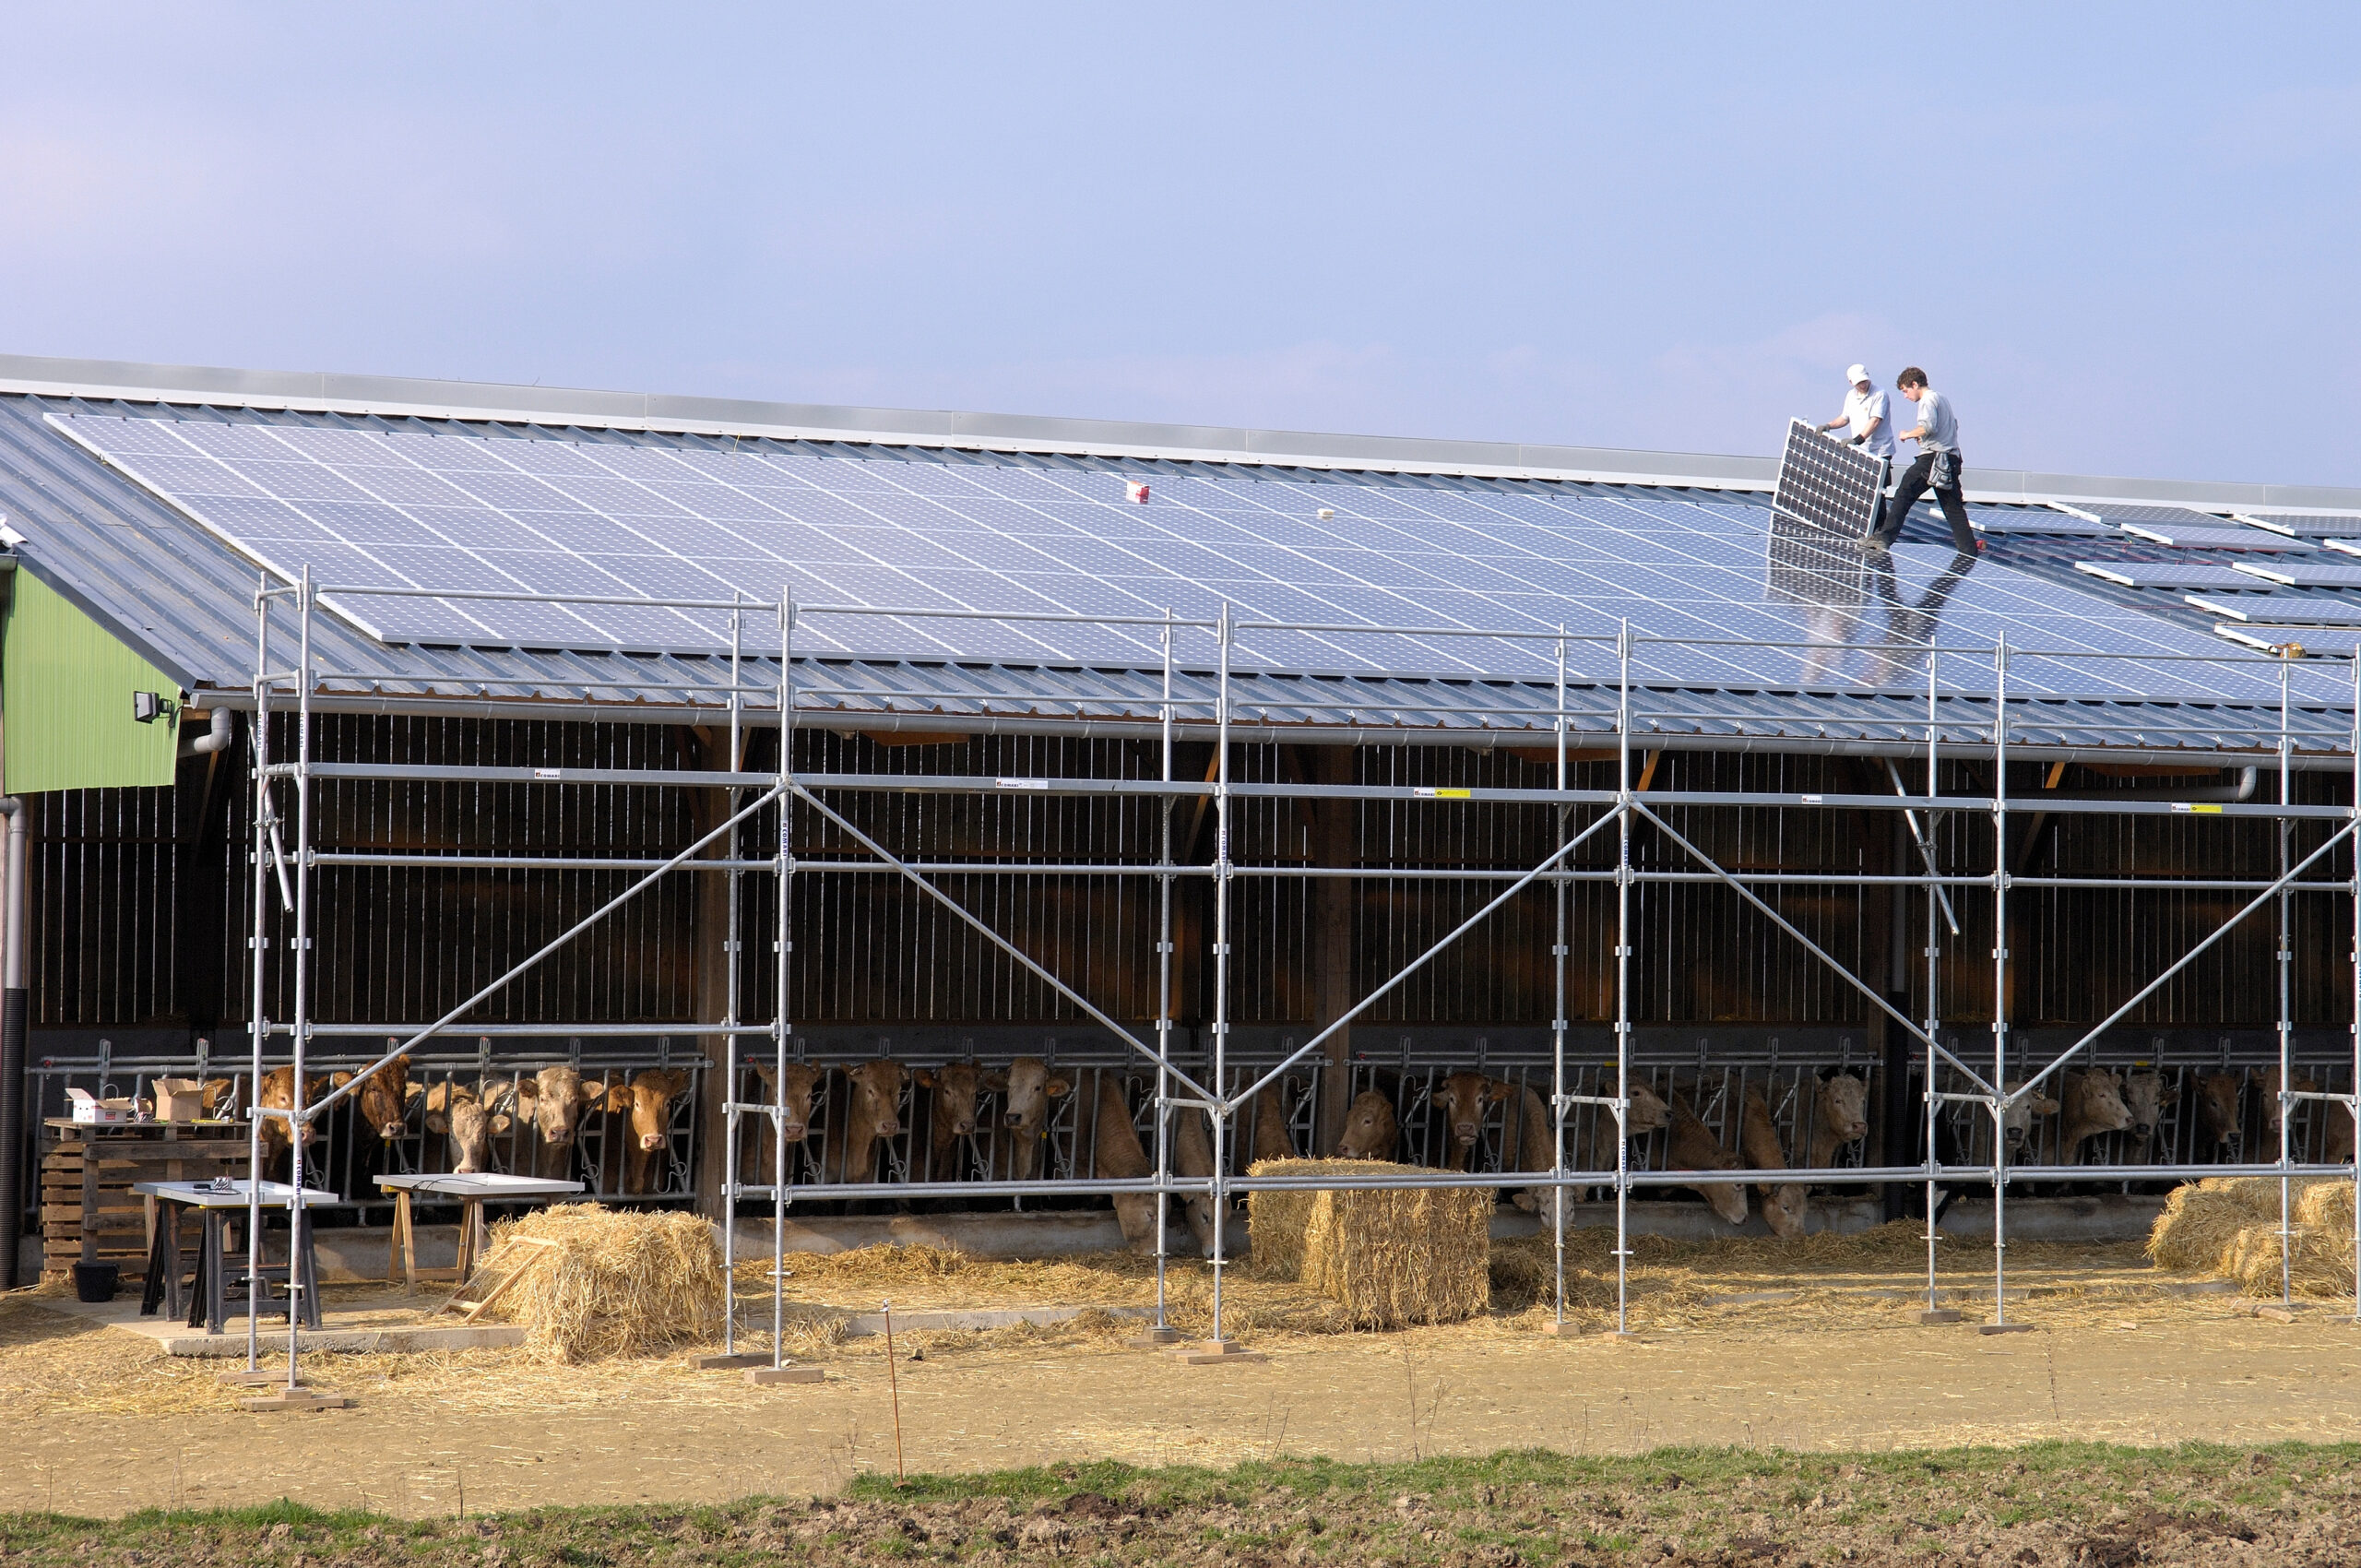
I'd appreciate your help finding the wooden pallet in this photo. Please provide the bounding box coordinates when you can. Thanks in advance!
[38,1122,253,1285]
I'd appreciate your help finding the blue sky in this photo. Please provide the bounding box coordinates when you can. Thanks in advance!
[4,5,2355,486]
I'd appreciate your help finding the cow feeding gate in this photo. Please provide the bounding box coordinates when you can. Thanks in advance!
[231,573,2361,1395]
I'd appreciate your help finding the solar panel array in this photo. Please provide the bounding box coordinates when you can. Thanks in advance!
[1771,420,1886,539]
[2072,562,2264,590]
[48,412,2340,704]
[2235,513,2361,540]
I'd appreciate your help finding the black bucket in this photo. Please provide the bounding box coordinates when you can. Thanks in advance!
[72,1262,120,1303]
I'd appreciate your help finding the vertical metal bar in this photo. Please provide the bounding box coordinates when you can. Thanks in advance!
[2279,653,2295,1305]
[1990,638,2009,1327]
[1552,626,1569,1327]
[724,597,742,1353]
[285,567,315,1391]
[1154,608,1174,1332]
[773,589,794,1368]
[1925,650,1942,1312]
[244,576,271,1374]
[1614,619,1632,1335]
[1210,602,1233,1340]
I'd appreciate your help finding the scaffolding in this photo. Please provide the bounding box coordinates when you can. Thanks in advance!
[232,573,2361,1389]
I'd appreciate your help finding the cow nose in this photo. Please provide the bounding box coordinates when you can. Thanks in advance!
[953,1120,974,1136]
[784,1123,807,1142]
[379,1123,404,1142]
[548,1129,574,1146]
[2133,1123,2153,1138]
[1003,1111,1022,1128]
[879,1119,901,1137]
[639,1133,663,1151]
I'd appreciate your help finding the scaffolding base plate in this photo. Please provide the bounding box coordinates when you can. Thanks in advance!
[1916,1309,1964,1325]
[2254,1304,2298,1324]
[1124,1326,1186,1348]
[218,1369,296,1386]
[241,1391,353,1412]
[1608,1331,1643,1343]
[1539,1321,1584,1337]
[692,1352,772,1370]
[1168,1339,1265,1364]
[745,1366,825,1386]
[1977,1323,2035,1336]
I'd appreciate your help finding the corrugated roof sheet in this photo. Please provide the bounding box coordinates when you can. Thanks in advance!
[0,390,2347,761]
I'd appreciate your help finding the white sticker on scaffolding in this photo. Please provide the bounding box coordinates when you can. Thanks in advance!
[995,777,1050,790]
[533,768,564,779]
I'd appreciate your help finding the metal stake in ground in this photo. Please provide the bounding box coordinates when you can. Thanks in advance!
[884,1300,907,1486]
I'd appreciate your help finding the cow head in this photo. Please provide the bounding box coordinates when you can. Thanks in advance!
[2066,1068,2133,1140]
[1999,1079,2060,1153]
[611,1068,694,1155]
[1433,1072,1512,1164]
[255,1067,331,1166]
[329,1045,413,1142]
[2249,1066,2319,1143]
[914,1061,999,1144]
[1001,1057,1070,1134]
[1335,1090,1400,1161]
[1759,1182,1809,1240]
[2196,1072,2243,1151]
[1623,1079,1671,1136]
[1816,1069,1870,1146]
[2121,1069,2175,1148]
[526,1064,605,1149]
[424,1082,511,1175]
[751,1061,826,1144]
[842,1061,909,1146]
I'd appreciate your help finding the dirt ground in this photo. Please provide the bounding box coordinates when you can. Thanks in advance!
[6,1226,2361,1521]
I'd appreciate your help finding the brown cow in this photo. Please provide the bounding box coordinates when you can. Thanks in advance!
[1740,1087,1808,1240]
[1667,1092,1748,1224]
[423,1081,513,1176]
[1169,1104,1232,1255]
[2251,1066,2321,1155]
[1334,1090,1401,1160]
[997,1057,1069,1182]
[1064,1070,1159,1250]
[2060,1068,2134,1162]
[1240,1084,1296,1166]
[507,1064,607,1177]
[749,1061,826,1181]
[1808,1071,1870,1169]
[829,1060,909,1186]
[913,1062,1002,1180]
[1433,1071,1508,1171]
[255,1066,332,1174]
[603,1068,694,1194]
[2121,1069,2176,1159]
[328,1045,412,1145]
[2195,1071,2243,1158]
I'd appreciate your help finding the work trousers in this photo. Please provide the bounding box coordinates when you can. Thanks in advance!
[1879,449,1976,553]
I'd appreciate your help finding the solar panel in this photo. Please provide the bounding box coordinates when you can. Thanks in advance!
[1968,508,2110,537]
[2188,594,2361,626]
[2117,522,2316,552]
[2072,562,2269,590]
[2229,561,2361,588]
[1771,419,1886,539]
[2070,503,2230,528]
[2233,513,2361,540]
[48,412,2342,707]
[2213,623,2361,658]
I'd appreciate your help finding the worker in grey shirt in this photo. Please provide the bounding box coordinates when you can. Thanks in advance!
[1818,363,1896,536]
[1867,366,1981,554]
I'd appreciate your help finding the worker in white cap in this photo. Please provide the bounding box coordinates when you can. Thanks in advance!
[1816,364,1895,458]
[1814,364,1896,541]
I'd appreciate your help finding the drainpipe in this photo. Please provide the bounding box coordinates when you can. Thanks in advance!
[0,794,25,1289]
[179,706,233,758]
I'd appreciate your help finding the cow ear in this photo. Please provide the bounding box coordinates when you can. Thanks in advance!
[425,1111,448,1134]
[2034,1096,2061,1115]
[983,1071,1008,1092]
[2248,1067,2264,1086]
[1045,1076,1071,1099]
[1485,1081,1515,1103]
[577,1079,605,1104]
[391,1054,411,1071]
[2160,1078,2181,1104]
[491,1111,514,1134]
[913,1069,939,1088]
[404,1083,424,1106]
[328,1072,355,1089]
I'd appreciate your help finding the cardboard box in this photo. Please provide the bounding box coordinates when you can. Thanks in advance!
[149,1077,222,1122]
[65,1087,141,1124]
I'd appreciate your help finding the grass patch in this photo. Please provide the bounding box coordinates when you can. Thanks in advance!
[1,1441,2352,1564]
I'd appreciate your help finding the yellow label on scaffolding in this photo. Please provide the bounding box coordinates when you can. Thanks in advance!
[1415,787,1473,799]
[2174,802,2224,814]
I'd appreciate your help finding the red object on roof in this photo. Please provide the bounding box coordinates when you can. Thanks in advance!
[1124,481,1150,505]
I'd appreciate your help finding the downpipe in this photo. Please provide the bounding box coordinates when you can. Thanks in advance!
[0,795,27,1289]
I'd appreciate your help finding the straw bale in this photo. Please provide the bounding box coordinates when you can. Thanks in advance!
[2224,1220,2357,1299]
[1246,1158,1393,1280]
[2295,1178,2358,1238]
[1294,1170,1490,1330]
[2147,1178,2285,1273]
[468,1204,725,1362]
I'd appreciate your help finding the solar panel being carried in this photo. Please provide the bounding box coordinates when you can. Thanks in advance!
[47,412,2331,706]
[1771,419,1886,539]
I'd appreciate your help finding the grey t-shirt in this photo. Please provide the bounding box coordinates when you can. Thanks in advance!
[1914,388,1958,452]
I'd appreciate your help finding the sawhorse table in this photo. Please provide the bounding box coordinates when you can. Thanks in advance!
[133,1180,340,1335]
[376,1172,585,1290]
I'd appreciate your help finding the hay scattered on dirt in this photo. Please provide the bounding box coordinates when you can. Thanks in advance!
[469,1204,724,1362]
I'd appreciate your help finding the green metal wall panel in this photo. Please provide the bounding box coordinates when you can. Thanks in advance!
[3,569,182,793]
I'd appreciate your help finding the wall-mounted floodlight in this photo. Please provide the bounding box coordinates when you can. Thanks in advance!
[132,691,167,724]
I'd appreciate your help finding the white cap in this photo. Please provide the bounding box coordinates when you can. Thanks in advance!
[1845,363,1871,386]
